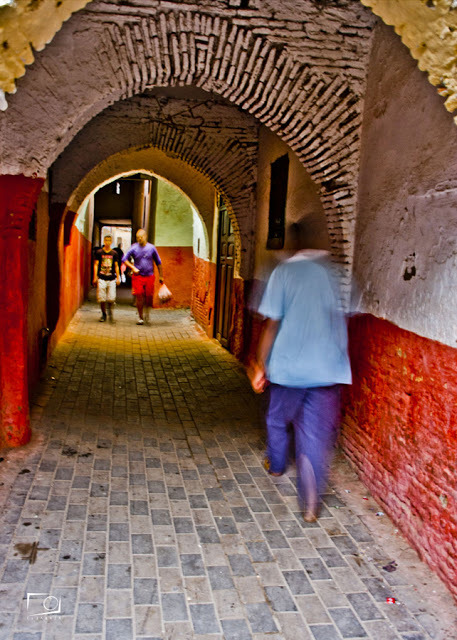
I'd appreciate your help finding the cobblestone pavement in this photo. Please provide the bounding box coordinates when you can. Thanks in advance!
[0,304,455,640]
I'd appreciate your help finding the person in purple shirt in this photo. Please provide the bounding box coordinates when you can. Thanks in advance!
[122,229,164,325]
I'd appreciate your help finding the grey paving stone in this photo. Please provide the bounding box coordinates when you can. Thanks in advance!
[189,495,208,510]
[330,607,368,637]
[111,465,128,477]
[55,467,74,480]
[362,577,395,602]
[322,494,345,508]
[47,495,68,510]
[110,491,128,505]
[181,554,205,577]
[215,516,238,535]
[109,523,129,541]
[228,554,255,577]
[132,534,154,555]
[205,487,224,501]
[157,546,178,567]
[134,578,159,604]
[246,542,273,563]
[246,498,270,513]
[279,520,304,538]
[231,507,254,523]
[60,540,83,561]
[87,515,107,531]
[221,618,252,640]
[346,524,374,544]
[72,476,90,489]
[265,586,298,612]
[162,593,188,621]
[317,547,347,568]
[12,634,42,640]
[145,458,161,468]
[168,487,186,500]
[332,535,358,555]
[196,526,220,544]
[283,570,315,595]
[246,602,278,632]
[94,459,111,470]
[67,504,87,520]
[1,560,29,583]
[347,592,384,621]
[75,603,104,633]
[301,557,332,581]
[90,483,109,498]
[29,485,51,500]
[130,500,149,515]
[189,603,220,634]
[208,565,235,590]
[39,528,61,548]
[83,552,106,575]
[106,617,133,640]
[107,564,131,589]
[234,473,252,484]
[173,517,194,534]
[309,624,341,640]
[264,530,290,549]
[148,480,166,493]
[151,509,171,525]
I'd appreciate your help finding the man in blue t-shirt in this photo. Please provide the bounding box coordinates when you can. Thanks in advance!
[249,223,351,523]
[122,229,165,325]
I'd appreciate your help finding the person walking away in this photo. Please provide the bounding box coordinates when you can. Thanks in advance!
[248,222,351,522]
[122,229,164,325]
[93,234,121,323]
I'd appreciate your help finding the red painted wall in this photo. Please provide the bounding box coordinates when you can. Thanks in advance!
[191,256,216,337]
[51,219,91,350]
[27,188,50,388]
[341,314,457,599]
[154,246,193,309]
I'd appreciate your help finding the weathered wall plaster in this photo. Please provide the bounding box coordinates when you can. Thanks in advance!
[353,21,457,347]
[155,180,193,248]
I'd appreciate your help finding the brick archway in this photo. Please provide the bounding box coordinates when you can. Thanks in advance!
[1,4,375,299]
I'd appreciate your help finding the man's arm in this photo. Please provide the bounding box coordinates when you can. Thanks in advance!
[249,318,280,393]
[157,263,164,283]
[93,260,99,285]
[115,258,121,285]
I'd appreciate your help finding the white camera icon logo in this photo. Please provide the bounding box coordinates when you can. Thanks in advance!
[27,593,62,617]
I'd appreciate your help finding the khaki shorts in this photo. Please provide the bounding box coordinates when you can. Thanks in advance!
[97,279,116,303]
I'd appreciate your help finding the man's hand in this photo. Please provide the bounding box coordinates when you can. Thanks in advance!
[116,277,121,285]
[132,266,140,275]
[93,277,98,286]
[247,360,267,394]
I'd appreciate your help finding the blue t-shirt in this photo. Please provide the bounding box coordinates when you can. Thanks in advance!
[258,252,352,388]
[122,242,161,276]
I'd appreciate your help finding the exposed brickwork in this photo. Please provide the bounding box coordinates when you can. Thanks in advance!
[1,0,376,296]
[341,314,457,600]
[51,93,259,279]
[191,256,216,337]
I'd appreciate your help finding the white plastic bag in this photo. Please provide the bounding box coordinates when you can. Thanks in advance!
[158,283,172,303]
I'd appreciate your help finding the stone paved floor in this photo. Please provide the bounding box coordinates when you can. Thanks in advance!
[0,304,456,640]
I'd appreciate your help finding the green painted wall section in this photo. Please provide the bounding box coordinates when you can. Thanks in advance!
[154,180,193,247]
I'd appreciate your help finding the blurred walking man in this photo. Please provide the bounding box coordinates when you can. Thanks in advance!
[248,223,351,522]
[93,234,121,323]
[122,229,164,325]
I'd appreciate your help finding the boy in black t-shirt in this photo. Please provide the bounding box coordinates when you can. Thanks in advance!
[93,235,121,322]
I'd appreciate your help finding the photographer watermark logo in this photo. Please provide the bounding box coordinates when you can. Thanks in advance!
[27,593,62,618]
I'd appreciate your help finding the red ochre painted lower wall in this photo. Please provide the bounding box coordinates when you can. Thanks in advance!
[153,246,193,309]
[341,314,457,599]
[191,255,216,337]
[51,225,91,351]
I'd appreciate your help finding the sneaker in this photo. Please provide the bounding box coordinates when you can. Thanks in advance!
[99,314,107,322]
[108,312,114,324]
[136,318,144,325]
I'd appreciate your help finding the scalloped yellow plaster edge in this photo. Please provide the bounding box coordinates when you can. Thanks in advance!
[0,0,91,95]
[361,0,457,121]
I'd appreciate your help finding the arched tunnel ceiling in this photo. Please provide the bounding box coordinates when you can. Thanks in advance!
[1,0,457,122]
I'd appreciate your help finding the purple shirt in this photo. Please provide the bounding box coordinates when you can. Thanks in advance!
[122,242,161,276]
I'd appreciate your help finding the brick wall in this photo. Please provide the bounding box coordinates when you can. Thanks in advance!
[342,315,457,599]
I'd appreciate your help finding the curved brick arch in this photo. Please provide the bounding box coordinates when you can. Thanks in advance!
[66,147,244,276]
[52,92,259,278]
[1,4,373,294]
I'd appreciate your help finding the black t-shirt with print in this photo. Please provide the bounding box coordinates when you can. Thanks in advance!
[95,249,119,281]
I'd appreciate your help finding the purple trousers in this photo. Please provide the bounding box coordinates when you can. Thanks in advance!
[265,384,341,508]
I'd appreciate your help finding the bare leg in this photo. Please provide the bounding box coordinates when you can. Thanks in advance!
[136,294,144,319]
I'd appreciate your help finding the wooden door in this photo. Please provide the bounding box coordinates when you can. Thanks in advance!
[215,202,235,348]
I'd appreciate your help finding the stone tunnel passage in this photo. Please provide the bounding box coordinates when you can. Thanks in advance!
[0,304,455,639]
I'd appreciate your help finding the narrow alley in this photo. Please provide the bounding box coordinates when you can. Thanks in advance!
[0,305,455,640]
